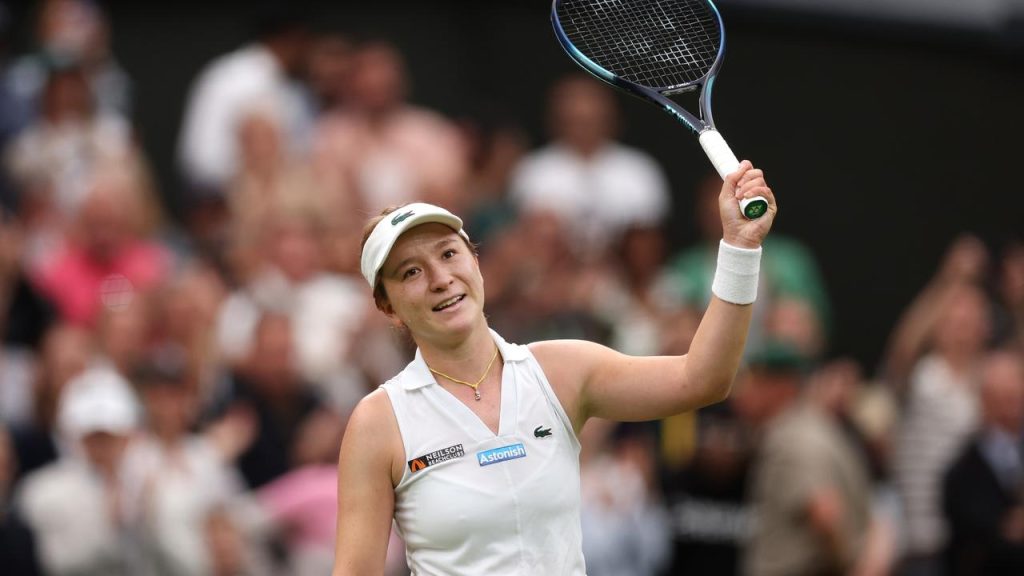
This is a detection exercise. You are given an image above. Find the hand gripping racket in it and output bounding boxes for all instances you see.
[552,0,768,219]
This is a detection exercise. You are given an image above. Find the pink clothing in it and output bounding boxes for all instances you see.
[34,242,170,326]
[313,107,467,212]
[257,465,337,550]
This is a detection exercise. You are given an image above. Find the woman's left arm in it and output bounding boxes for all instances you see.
[532,161,776,430]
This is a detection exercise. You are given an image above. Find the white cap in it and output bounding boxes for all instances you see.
[58,365,140,439]
[360,203,471,288]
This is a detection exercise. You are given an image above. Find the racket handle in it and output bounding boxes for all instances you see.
[699,130,768,220]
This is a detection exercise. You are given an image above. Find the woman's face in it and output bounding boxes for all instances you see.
[379,223,485,345]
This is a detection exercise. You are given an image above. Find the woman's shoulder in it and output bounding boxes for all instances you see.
[349,388,396,425]
[344,390,400,459]
[527,338,610,364]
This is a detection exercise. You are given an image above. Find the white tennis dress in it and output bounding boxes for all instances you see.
[381,330,586,575]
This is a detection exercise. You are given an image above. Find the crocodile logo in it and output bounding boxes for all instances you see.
[534,425,552,438]
[391,210,415,225]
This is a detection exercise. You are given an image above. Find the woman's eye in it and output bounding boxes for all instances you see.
[443,249,456,259]
[402,268,420,279]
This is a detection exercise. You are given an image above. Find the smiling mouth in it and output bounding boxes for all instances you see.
[433,294,465,312]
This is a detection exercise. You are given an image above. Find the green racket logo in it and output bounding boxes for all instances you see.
[743,200,768,220]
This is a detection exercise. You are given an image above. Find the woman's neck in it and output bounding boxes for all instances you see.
[417,323,497,378]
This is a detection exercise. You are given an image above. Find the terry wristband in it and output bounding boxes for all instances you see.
[711,239,762,305]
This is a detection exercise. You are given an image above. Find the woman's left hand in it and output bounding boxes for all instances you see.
[719,161,777,249]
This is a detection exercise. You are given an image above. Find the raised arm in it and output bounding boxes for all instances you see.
[881,234,987,393]
[532,162,776,430]
[333,390,402,576]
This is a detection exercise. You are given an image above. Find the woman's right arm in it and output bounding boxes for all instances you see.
[333,389,403,576]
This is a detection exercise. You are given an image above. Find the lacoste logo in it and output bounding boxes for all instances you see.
[534,425,552,438]
[391,210,415,225]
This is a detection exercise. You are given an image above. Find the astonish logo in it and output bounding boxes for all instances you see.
[477,443,527,467]
[391,210,415,225]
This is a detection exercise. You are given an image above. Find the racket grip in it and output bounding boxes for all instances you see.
[699,130,768,220]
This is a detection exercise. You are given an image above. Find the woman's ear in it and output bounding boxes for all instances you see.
[382,304,402,328]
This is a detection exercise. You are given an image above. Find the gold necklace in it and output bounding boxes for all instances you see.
[427,345,499,401]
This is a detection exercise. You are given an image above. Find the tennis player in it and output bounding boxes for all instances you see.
[333,161,776,575]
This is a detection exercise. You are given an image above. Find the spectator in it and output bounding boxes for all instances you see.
[306,32,353,113]
[481,209,611,345]
[31,166,171,327]
[592,224,675,357]
[738,342,871,576]
[663,403,754,576]
[149,260,230,413]
[0,3,27,212]
[121,345,250,576]
[0,209,56,352]
[255,409,344,576]
[221,311,331,489]
[15,364,141,576]
[3,0,132,123]
[0,210,54,428]
[10,323,92,484]
[942,350,1024,576]
[224,105,330,285]
[4,56,146,272]
[312,40,468,213]
[0,424,43,576]
[509,74,670,260]
[204,505,275,576]
[994,239,1024,353]
[177,5,312,195]
[216,205,381,413]
[661,173,830,360]
[892,282,991,574]
[883,234,989,390]
[456,109,528,245]
[580,421,671,576]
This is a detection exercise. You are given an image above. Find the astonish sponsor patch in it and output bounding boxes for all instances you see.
[408,444,465,473]
[477,443,527,467]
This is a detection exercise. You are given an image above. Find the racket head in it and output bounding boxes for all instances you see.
[551,0,726,96]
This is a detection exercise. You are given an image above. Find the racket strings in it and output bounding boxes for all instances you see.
[557,0,721,90]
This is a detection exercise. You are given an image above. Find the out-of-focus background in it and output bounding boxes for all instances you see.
[0,1,1021,575]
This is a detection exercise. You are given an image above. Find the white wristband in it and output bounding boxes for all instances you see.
[711,240,762,305]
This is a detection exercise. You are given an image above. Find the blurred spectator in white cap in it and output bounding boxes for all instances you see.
[14,364,140,576]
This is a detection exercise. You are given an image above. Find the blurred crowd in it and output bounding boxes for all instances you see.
[0,2,1022,576]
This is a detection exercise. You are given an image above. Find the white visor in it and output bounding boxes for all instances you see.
[360,203,471,288]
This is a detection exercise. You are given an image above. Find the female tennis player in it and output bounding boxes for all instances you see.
[333,161,775,575]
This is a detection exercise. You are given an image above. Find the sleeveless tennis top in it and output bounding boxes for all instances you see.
[380,330,586,575]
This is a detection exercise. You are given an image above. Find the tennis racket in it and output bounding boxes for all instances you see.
[551,0,768,219]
